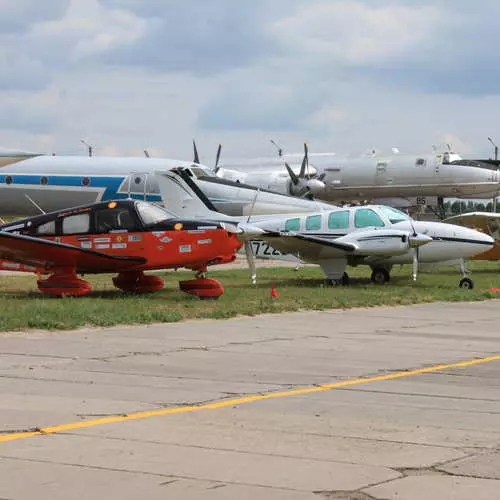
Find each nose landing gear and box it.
[458,259,474,289]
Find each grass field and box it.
[0,261,498,332]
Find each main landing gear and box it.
[37,268,92,297]
[325,272,350,286]
[370,267,391,285]
[179,267,224,300]
[113,271,164,293]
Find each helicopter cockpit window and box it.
[62,213,90,235]
[135,201,177,226]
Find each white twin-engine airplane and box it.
[154,168,494,289]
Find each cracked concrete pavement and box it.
[0,301,499,499]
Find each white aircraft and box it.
[213,144,500,208]
[0,151,331,217]
[154,168,494,289]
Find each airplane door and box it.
[375,160,389,185]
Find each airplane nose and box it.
[306,179,326,194]
[408,233,433,248]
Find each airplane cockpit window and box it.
[62,213,90,235]
[136,201,176,226]
[305,215,322,231]
[284,218,301,232]
[94,207,138,233]
[416,158,426,166]
[187,167,208,178]
[328,210,349,230]
[378,206,410,224]
[36,220,56,235]
[354,208,385,228]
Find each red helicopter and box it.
[0,199,247,299]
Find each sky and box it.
[1,0,500,161]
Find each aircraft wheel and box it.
[459,277,474,290]
[371,267,390,285]
[325,273,349,287]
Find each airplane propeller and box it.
[408,218,423,281]
[244,242,257,285]
[284,143,326,199]
[192,139,200,164]
[192,139,223,175]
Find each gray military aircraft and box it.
[154,168,494,289]
[212,144,500,209]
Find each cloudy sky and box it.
[1,0,500,160]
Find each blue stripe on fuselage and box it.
[0,174,163,202]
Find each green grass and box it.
[0,261,499,332]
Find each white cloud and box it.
[273,2,443,66]
[27,0,147,62]
[0,0,499,160]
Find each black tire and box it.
[459,277,474,290]
[371,267,390,284]
[325,273,349,287]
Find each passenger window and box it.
[284,218,301,232]
[94,208,137,233]
[328,211,349,230]
[36,220,56,235]
[354,208,385,228]
[416,158,426,166]
[62,213,90,235]
[305,215,321,231]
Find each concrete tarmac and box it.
[0,301,499,499]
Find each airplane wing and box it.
[0,232,145,273]
[261,232,357,261]
[444,212,500,237]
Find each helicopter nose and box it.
[306,179,326,194]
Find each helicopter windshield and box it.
[378,206,410,224]
[135,201,178,226]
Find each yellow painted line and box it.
[1,354,499,444]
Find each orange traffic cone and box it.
[271,283,279,298]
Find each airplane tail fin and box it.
[154,168,230,220]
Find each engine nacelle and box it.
[337,229,432,256]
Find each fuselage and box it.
[0,155,331,217]
[251,205,494,266]
[0,199,242,274]
[217,152,500,201]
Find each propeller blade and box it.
[285,162,300,186]
[214,144,222,174]
[299,142,308,178]
[244,241,257,285]
[412,248,418,281]
[193,139,200,164]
